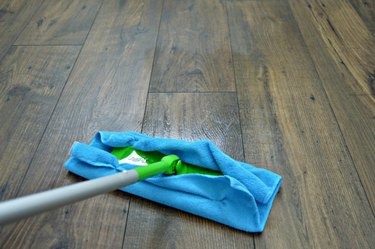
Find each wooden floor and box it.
[0,0,374,248]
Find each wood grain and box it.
[292,0,375,97]
[15,0,102,45]
[0,0,163,248]
[0,46,79,202]
[0,0,374,247]
[289,0,375,213]
[123,93,253,248]
[349,0,375,36]
[227,1,375,248]
[149,0,235,92]
[0,0,43,60]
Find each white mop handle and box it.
[0,170,139,225]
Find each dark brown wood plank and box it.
[0,0,163,248]
[349,0,375,36]
[227,1,375,248]
[293,0,375,97]
[15,0,102,45]
[0,0,44,60]
[123,93,253,248]
[289,0,375,213]
[149,0,235,92]
[0,46,79,201]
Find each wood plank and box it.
[0,0,163,248]
[15,0,102,45]
[149,0,235,92]
[0,45,79,201]
[289,0,375,213]
[227,1,375,248]
[349,0,375,36]
[123,93,253,248]
[292,0,375,97]
[0,0,44,60]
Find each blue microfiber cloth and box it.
[64,131,282,232]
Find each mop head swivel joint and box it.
[132,154,180,181]
[112,146,222,178]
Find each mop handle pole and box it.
[0,155,179,225]
[0,170,138,225]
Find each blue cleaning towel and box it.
[65,131,282,232]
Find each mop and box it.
[0,131,282,232]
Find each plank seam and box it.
[121,0,167,247]
[141,0,166,133]
[224,1,256,247]
[0,0,46,63]
[224,0,246,163]
[12,44,83,47]
[14,0,105,197]
[148,90,237,94]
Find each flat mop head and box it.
[65,131,282,232]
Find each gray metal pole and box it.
[0,170,139,225]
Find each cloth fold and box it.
[65,131,282,232]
